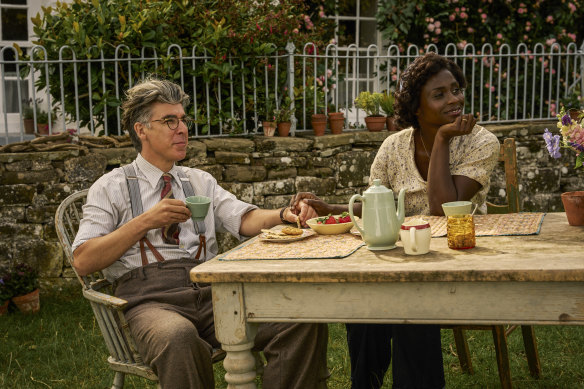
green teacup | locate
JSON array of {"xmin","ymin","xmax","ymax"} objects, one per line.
[
  {"xmin": 441, "ymin": 201, "xmax": 472, "ymax": 217},
  {"xmin": 185, "ymin": 195, "xmax": 211, "ymax": 221}
]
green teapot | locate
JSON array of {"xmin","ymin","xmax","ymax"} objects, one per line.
[{"xmin": 349, "ymin": 179, "xmax": 405, "ymax": 250}]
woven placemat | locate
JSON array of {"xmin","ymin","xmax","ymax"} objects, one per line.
[
  {"xmin": 406, "ymin": 212, "xmax": 546, "ymax": 237},
  {"xmin": 219, "ymin": 231, "xmax": 365, "ymax": 261}
]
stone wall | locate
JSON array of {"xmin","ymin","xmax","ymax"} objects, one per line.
[{"xmin": 0, "ymin": 121, "xmax": 582, "ymax": 289}]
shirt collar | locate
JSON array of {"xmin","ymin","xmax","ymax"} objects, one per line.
[{"xmin": 135, "ymin": 154, "xmax": 181, "ymax": 188}]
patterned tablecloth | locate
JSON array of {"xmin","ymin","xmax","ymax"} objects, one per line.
[
  {"xmin": 406, "ymin": 212, "xmax": 546, "ymax": 238},
  {"xmin": 219, "ymin": 232, "xmax": 365, "ymax": 261},
  {"xmin": 218, "ymin": 212, "xmax": 546, "ymax": 261}
]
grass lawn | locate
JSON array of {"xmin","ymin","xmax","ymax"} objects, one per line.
[{"xmin": 1, "ymin": 286, "xmax": 583, "ymax": 388}]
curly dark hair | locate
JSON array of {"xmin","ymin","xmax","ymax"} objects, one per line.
[{"xmin": 394, "ymin": 52, "xmax": 466, "ymax": 130}]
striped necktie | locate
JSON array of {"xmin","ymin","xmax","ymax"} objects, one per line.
[{"xmin": 160, "ymin": 173, "xmax": 180, "ymax": 244}]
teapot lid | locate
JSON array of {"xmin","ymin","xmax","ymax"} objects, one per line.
[{"xmin": 365, "ymin": 179, "xmax": 392, "ymax": 194}]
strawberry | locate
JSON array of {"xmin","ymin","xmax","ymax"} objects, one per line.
[
  {"xmin": 325, "ymin": 216, "xmax": 337, "ymax": 224},
  {"xmin": 338, "ymin": 215, "xmax": 351, "ymax": 223}
]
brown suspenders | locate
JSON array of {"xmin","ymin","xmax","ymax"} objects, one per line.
[{"xmin": 122, "ymin": 164, "xmax": 207, "ymax": 265}]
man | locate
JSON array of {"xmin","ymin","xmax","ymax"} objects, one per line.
[{"xmin": 72, "ymin": 77, "xmax": 327, "ymax": 389}]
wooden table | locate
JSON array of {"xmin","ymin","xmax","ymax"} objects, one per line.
[{"xmin": 191, "ymin": 212, "xmax": 584, "ymax": 388}]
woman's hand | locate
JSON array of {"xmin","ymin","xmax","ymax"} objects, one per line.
[
  {"xmin": 289, "ymin": 192, "xmax": 319, "ymax": 214},
  {"xmin": 289, "ymin": 192, "xmax": 334, "ymax": 217},
  {"xmin": 437, "ymin": 113, "xmax": 476, "ymax": 140},
  {"xmin": 283, "ymin": 202, "xmax": 317, "ymax": 227}
]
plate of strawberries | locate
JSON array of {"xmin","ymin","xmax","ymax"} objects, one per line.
[{"xmin": 306, "ymin": 212, "xmax": 356, "ymax": 235}]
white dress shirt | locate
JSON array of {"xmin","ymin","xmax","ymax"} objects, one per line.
[{"xmin": 72, "ymin": 154, "xmax": 258, "ymax": 281}]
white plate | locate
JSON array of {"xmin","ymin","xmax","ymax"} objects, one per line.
[{"xmin": 259, "ymin": 229, "xmax": 315, "ymax": 243}]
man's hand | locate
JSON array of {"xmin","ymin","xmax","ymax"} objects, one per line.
[
  {"xmin": 144, "ymin": 198, "xmax": 191, "ymax": 229},
  {"xmin": 289, "ymin": 192, "xmax": 334, "ymax": 217},
  {"xmin": 282, "ymin": 202, "xmax": 318, "ymax": 227}
]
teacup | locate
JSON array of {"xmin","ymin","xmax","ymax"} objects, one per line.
[
  {"xmin": 442, "ymin": 201, "xmax": 473, "ymax": 217},
  {"xmin": 185, "ymin": 195, "xmax": 211, "ymax": 221},
  {"xmin": 399, "ymin": 218, "xmax": 431, "ymax": 255}
]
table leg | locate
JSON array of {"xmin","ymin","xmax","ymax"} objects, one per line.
[{"xmin": 212, "ymin": 283, "xmax": 258, "ymax": 389}]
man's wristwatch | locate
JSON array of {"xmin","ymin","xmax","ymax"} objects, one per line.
[{"xmin": 280, "ymin": 207, "xmax": 293, "ymax": 224}]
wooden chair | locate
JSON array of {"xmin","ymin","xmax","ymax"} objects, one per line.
[
  {"xmin": 55, "ymin": 189, "xmax": 227, "ymax": 389},
  {"xmin": 443, "ymin": 138, "xmax": 541, "ymax": 388}
]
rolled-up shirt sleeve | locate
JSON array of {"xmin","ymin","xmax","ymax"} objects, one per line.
[{"xmin": 185, "ymin": 167, "xmax": 257, "ymax": 241}]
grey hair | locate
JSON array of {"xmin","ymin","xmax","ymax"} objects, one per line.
[{"xmin": 121, "ymin": 77, "xmax": 190, "ymax": 152}]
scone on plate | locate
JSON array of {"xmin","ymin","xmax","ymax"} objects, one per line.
[{"xmin": 281, "ymin": 226, "xmax": 303, "ymax": 235}]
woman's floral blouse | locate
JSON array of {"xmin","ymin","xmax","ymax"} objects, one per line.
[{"xmin": 369, "ymin": 125, "xmax": 500, "ymax": 216}]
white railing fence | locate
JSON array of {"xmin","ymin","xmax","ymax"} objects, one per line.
[{"xmin": 1, "ymin": 41, "xmax": 583, "ymax": 143}]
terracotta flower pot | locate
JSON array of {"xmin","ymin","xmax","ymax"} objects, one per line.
[
  {"xmin": 23, "ymin": 118, "xmax": 35, "ymax": 134},
  {"xmin": 568, "ymin": 109, "xmax": 582, "ymax": 122},
  {"xmin": 262, "ymin": 121, "xmax": 276, "ymax": 136},
  {"xmin": 277, "ymin": 121, "xmax": 291, "ymax": 137},
  {"xmin": 37, "ymin": 123, "xmax": 50, "ymax": 135},
  {"xmin": 386, "ymin": 116, "xmax": 397, "ymax": 132},
  {"xmin": 561, "ymin": 191, "xmax": 584, "ymax": 226},
  {"xmin": 311, "ymin": 114, "xmax": 327, "ymax": 136},
  {"xmin": 0, "ymin": 300, "xmax": 8, "ymax": 316},
  {"xmin": 364, "ymin": 116, "xmax": 386, "ymax": 132},
  {"xmin": 328, "ymin": 112, "xmax": 345, "ymax": 134},
  {"xmin": 12, "ymin": 289, "xmax": 40, "ymax": 314}
]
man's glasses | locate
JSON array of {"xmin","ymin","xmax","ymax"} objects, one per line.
[{"xmin": 151, "ymin": 116, "xmax": 194, "ymax": 131}]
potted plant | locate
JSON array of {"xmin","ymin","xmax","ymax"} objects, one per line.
[
  {"xmin": 380, "ymin": 92, "xmax": 397, "ymax": 132},
  {"xmin": 4, "ymin": 262, "xmax": 40, "ymax": 314},
  {"xmin": 36, "ymin": 108, "xmax": 57, "ymax": 135},
  {"xmin": 302, "ymin": 84, "xmax": 327, "ymax": 136},
  {"xmin": 274, "ymin": 97, "xmax": 293, "ymax": 137},
  {"xmin": 542, "ymin": 106, "xmax": 584, "ymax": 226},
  {"xmin": 22, "ymin": 98, "xmax": 37, "ymax": 134},
  {"xmin": 327, "ymin": 103, "xmax": 345, "ymax": 134},
  {"xmin": 559, "ymin": 85, "xmax": 583, "ymax": 120},
  {"xmin": 261, "ymin": 98, "xmax": 277, "ymax": 136},
  {"xmin": 354, "ymin": 91, "xmax": 386, "ymax": 131}
]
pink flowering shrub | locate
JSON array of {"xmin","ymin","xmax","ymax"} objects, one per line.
[
  {"xmin": 377, "ymin": 0, "xmax": 583, "ymax": 121},
  {"xmin": 377, "ymin": 0, "xmax": 583, "ymax": 50}
]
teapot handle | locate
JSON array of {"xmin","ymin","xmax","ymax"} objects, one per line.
[{"xmin": 349, "ymin": 194, "xmax": 364, "ymax": 236}]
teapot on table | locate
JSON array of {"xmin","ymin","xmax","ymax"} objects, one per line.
[{"xmin": 349, "ymin": 179, "xmax": 405, "ymax": 250}]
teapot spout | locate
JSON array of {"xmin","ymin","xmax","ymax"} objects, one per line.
[{"xmin": 396, "ymin": 188, "xmax": 406, "ymax": 225}]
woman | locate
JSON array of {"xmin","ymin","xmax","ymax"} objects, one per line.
[{"xmin": 291, "ymin": 53, "xmax": 500, "ymax": 388}]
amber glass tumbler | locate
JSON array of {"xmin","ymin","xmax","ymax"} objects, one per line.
[{"xmin": 447, "ymin": 215, "xmax": 475, "ymax": 250}]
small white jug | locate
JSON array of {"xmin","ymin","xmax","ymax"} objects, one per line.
[{"xmin": 399, "ymin": 219, "xmax": 431, "ymax": 255}]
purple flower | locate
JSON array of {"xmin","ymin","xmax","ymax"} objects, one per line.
[
  {"xmin": 562, "ymin": 114, "xmax": 572, "ymax": 126},
  {"xmin": 543, "ymin": 128, "xmax": 562, "ymax": 158},
  {"xmin": 569, "ymin": 142, "xmax": 584, "ymax": 153}
]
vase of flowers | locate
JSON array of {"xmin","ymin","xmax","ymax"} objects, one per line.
[
  {"xmin": 4, "ymin": 263, "xmax": 40, "ymax": 314},
  {"xmin": 543, "ymin": 107, "xmax": 584, "ymax": 226}
]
